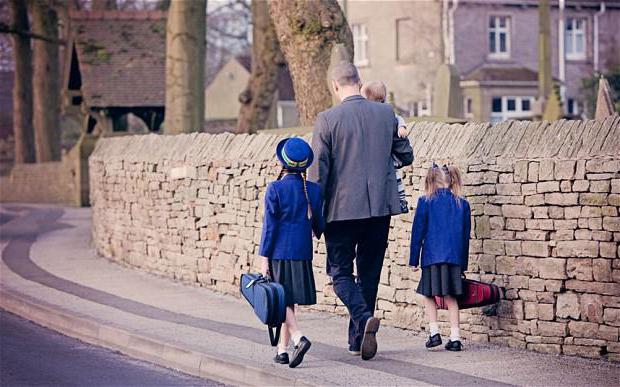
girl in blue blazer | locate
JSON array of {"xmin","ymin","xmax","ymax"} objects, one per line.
[
  {"xmin": 409, "ymin": 164, "xmax": 471, "ymax": 352},
  {"xmin": 259, "ymin": 137, "xmax": 325, "ymax": 368}
]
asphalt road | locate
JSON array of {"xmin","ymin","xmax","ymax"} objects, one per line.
[{"xmin": 0, "ymin": 310, "xmax": 221, "ymax": 386}]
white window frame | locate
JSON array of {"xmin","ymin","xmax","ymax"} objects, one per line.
[
  {"xmin": 352, "ymin": 23, "xmax": 369, "ymax": 67},
  {"xmin": 565, "ymin": 17, "xmax": 586, "ymax": 61},
  {"xmin": 488, "ymin": 15, "xmax": 511, "ymax": 59},
  {"xmin": 490, "ymin": 96, "xmax": 535, "ymax": 122}
]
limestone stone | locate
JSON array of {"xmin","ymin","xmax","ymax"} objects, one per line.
[
  {"xmin": 604, "ymin": 308, "xmax": 620, "ymax": 326},
  {"xmin": 537, "ymin": 181, "xmax": 559, "ymax": 193},
  {"xmin": 572, "ymin": 180, "xmax": 589, "ymax": 192},
  {"xmin": 544, "ymin": 193, "xmax": 578, "ymax": 206},
  {"xmin": 524, "ymin": 194, "xmax": 545, "ymax": 206},
  {"xmin": 579, "ymin": 294, "xmax": 604, "ymax": 323},
  {"xmin": 502, "ymin": 205, "xmax": 532, "ymax": 219},
  {"xmin": 579, "ymin": 193, "xmax": 608, "ymax": 206},
  {"xmin": 537, "ymin": 303, "xmax": 555, "ymax": 321},
  {"xmin": 514, "ymin": 160, "xmax": 529, "ymax": 182},
  {"xmin": 611, "ymin": 179, "xmax": 620, "ymax": 193},
  {"xmin": 538, "ymin": 160, "xmax": 554, "ymax": 181},
  {"xmin": 538, "ymin": 258, "xmax": 567, "ymax": 279},
  {"xmin": 590, "ymin": 180, "xmax": 610, "ymax": 193},
  {"xmin": 555, "ymin": 241, "xmax": 599, "ymax": 257},
  {"xmin": 567, "ymin": 258, "xmax": 593, "ymax": 280},
  {"xmin": 528, "ymin": 162, "xmax": 539, "ymax": 182},
  {"xmin": 506, "ymin": 218, "xmax": 525, "ymax": 230},
  {"xmin": 608, "ymin": 195, "xmax": 620, "ymax": 207},
  {"xmin": 536, "ymin": 321, "xmax": 567, "ymax": 337},
  {"xmin": 603, "ymin": 217, "xmax": 620, "ymax": 232},
  {"xmin": 592, "ymin": 259, "xmax": 612, "ymax": 281},
  {"xmin": 555, "ymin": 160, "xmax": 575, "ymax": 180},
  {"xmin": 556, "ymin": 293, "xmax": 580, "ymax": 319},
  {"xmin": 521, "ymin": 241, "xmax": 549, "ymax": 257},
  {"xmin": 600, "ymin": 242, "xmax": 617, "ymax": 258}
]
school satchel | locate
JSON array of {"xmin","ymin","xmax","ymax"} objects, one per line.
[
  {"xmin": 435, "ymin": 278, "xmax": 501, "ymax": 310},
  {"xmin": 240, "ymin": 273, "xmax": 287, "ymax": 346}
]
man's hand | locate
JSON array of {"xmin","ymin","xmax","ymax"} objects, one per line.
[
  {"xmin": 397, "ymin": 126, "xmax": 408, "ymax": 138},
  {"xmin": 412, "ymin": 266, "xmax": 420, "ymax": 272}
]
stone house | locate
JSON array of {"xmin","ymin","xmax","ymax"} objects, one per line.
[
  {"xmin": 63, "ymin": 10, "xmax": 167, "ymax": 134},
  {"xmin": 204, "ymin": 55, "xmax": 299, "ymax": 131},
  {"xmin": 341, "ymin": 0, "xmax": 619, "ymax": 121}
]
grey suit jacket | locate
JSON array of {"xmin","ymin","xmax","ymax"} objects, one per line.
[{"xmin": 308, "ymin": 95, "xmax": 414, "ymax": 223}]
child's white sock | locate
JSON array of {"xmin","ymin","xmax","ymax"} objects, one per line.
[
  {"xmin": 277, "ymin": 346, "xmax": 288, "ymax": 355},
  {"xmin": 291, "ymin": 331, "xmax": 303, "ymax": 346},
  {"xmin": 429, "ymin": 322, "xmax": 439, "ymax": 336},
  {"xmin": 450, "ymin": 327, "xmax": 461, "ymax": 342}
]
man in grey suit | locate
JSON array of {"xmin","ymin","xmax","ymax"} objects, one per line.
[{"xmin": 308, "ymin": 62, "xmax": 413, "ymax": 360}]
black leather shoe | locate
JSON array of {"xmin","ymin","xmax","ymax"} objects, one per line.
[
  {"xmin": 361, "ymin": 317, "xmax": 380, "ymax": 360},
  {"xmin": 425, "ymin": 333, "xmax": 442, "ymax": 348},
  {"xmin": 274, "ymin": 353, "xmax": 289, "ymax": 364},
  {"xmin": 289, "ymin": 337, "xmax": 311, "ymax": 368},
  {"xmin": 445, "ymin": 340, "xmax": 463, "ymax": 351}
]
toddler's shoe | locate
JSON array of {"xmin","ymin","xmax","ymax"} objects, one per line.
[
  {"xmin": 348, "ymin": 345, "xmax": 361, "ymax": 356},
  {"xmin": 400, "ymin": 200, "xmax": 409, "ymax": 214},
  {"xmin": 425, "ymin": 333, "xmax": 442, "ymax": 348},
  {"xmin": 274, "ymin": 353, "xmax": 289, "ymax": 364},
  {"xmin": 445, "ymin": 340, "xmax": 463, "ymax": 351}
]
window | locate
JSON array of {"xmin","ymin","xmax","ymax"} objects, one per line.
[
  {"xmin": 567, "ymin": 98, "xmax": 580, "ymax": 116},
  {"xmin": 396, "ymin": 18, "xmax": 415, "ymax": 63},
  {"xmin": 352, "ymin": 23, "xmax": 369, "ymax": 67},
  {"xmin": 488, "ymin": 16, "xmax": 510, "ymax": 58},
  {"xmin": 490, "ymin": 96, "xmax": 535, "ymax": 122},
  {"xmin": 565, "ymin": 17, "xmax": 586, "ymax": 60},
  {"xmin": 464, "ymin": 97, "xmax": 473, "ymax": 118}
]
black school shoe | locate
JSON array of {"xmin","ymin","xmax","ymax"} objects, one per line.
[
  {"xmin": 289, "ymin": 337, "xmax": 311, "ymax": 368},
  {"xmin": 445, "ymin": 340, "xmax": 463, "ymax": 351},
  {"xmin": 425, "ymin": 333, "xmax": 442, "ymax": 348},
  {"xmin": 274, "ymin": 353, "xmax": 289, "ymax": 364},
  {"xmin": 361, "ymin": 317, "xmax": 381, "ymax": 360}
]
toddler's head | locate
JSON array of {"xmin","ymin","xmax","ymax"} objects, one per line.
[{"xmin": 361, "ymin": 81, "xmax": 387, "ymax": 103}]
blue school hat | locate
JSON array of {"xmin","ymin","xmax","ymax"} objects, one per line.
[{"xmin": 276, "ymin": 137, "xmax": 314, "ymax": 171}]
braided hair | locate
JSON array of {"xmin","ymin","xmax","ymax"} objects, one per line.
[{"xmin": 277, "ymin": 167, "xmax": 312, "ymax": 219}]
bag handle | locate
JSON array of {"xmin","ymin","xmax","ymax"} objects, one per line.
[{"xmin": 268, "ymin": 324, "xmax": 282, "ymax": 346}]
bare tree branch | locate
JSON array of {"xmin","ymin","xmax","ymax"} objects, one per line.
[{"xmin": 0, "ymin": 22, "xmax": 67, "ymax": 45}]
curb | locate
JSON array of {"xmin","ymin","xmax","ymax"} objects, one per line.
[{"xmin": 0, "ymin": 288, "xmax": 313, "ymax": 386}]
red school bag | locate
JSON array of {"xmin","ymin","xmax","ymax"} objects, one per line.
[{"xmin": 435, "ymin": 277, "xmax": 501, "ymax": 310}]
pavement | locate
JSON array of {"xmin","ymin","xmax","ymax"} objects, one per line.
[
  {"xmin": 1, "ymin": 204, "xmax": 619, "ymax": 386},
  {"xmin": 0, "ymin": 310, "xmax": 219, "ymax": 386}
]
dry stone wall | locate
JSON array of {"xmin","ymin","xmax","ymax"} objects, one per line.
[{"xmin": 90, "ymin": 115, "xmax": 620, "ymax": 360}]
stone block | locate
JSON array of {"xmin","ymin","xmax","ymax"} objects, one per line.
[
  {"xmin": 524, "ymin": 302, "xmax": 538, "ymax": 319},
  {"xmin": 609, "ymin": 194, "xmax": 620, "ymax": 206},
  {"xmin": 555, "ymin": 160, "xmax": 575, "ymax": 180},
  {"xmin": 527, "ymin": 343, "xmax": 562, "ymax": 355},
  {"xmin": 538, "ymin": 258, "xmax": 567, "ymax": 279},
  {"xmin": 592, "ymin": 259, "xmax": 612, "ymax": 282},
  {"xmin": 567, "ymin": 258, "xmax": 593, "ymax": 280},
  {"xmin": 537, "ymin": 321, "xmax": 567, "ymax": 337},
  {"xmin": 514, "ymin": 160, "xmax": 529, "ymax": 182},
  {"xmin": 585, "ymin": 159, "xmax": 619, "ymax": 173},
  {"xmin": 545, "ymin": 193, "xmax": 578, "ymax": 206},
  {"xmin": 521, "ymin": 241, "xmax": 550, "ymax": 257},
  {"xmin": 556, "ymin": 292, "xmax": 580, "ymax": 319},
  {"xmin": 525, "ymin": 219, "xmax": 553, "ymax": 230},
  {"xmin": 560, "ymin": 180, "xmax": 572, "ymax": 192},
  {"xmin": 538, "ymin": 160, "xmax": 554, "ymax": 181},
  {"xmin": 562, "ymin": 345, "xmax": 602, "ymax": 359},
  {"xmin": 489, "ymin": 216, "xmax": 505, "ymax": 230},
  {"xmin": 537, "ymin": 303, "xmax": 555, "ymax": 321},
  {"xmin": 524, "ymin": 194, "xmax": 545, "ymax": 206},
  {"xmin": 548, "ymin": 206, "xmax": 565, "ymax": 219},
  {"xmin": 590, "ymin": 180, "xmax": 610, "ymax": 193},
  {"xmin": 600, "ymin": 242, "xmax": 617, "ymax": 258},
  {"xmin": 537, "ymin": 181, "xmax": 559, "ymax": 193},
  {"xmin": 603, "ymin": 217, "xmax": 620, "ymax": 232},
  {"xmin": 522, "ymin": 183, "xmax": 538, "ymax": 195},
  {"xmin": 597, "ymin": 325, "xmax": 619, "ymax": 341},
  {"xmin": 580, "ymin": 206, "xmax": 602, "ymax": 218},
  {"xmin": 528, "ymin": 162, "xmax": 539, "ymax": 182},
  {"xmin": 555, "ymin": 241, "xmax": 598, "ymax": 257},
  {"xmin": 574, "ymin": 229, "xmax": 593, "ymax": 240},
  {"xmin": 611, "ymin": 179, "xmax": 620, "ymax": 193},
  {"xmin": 505, "ymin": 241, "xmax": 522, "ymax": 256},
  {"xmin": 506, "ymin": 218, "xmax": 525, "ymax": 231},
  {"xmin": 502, "ymin": 205, "xmax": 532, "ymax": 219},
  {"xmin": 568, "ymin": 321, "xmax": 599, "ymax": 338},
  {"xmin": 497, "ymin": 183, "xmax": 521, "ymax": 195},
  {"xmin": 533, "ymin": 207, "xmax": 549, "ymax": 219},
  {"xmin": 483, "ymin": 240, "xmax": 505, "ymax": 255},
  {"xmin": 495, "ymin": 256, "xmax": 516, "ymax": 274},
  {"xmin": 515, "ymin": 230, "xmax": 549, "ymax": 241},
  {"xmin": 579, "ymin": 193, "xmax": 608, "ymax": 206},
  {"xmin": 579, "ymin": 294, "xmax": 603, "ymax": 323},
  {"xmin": 604, "ymin": 308, "xmax": 620, "ymax": 327}
]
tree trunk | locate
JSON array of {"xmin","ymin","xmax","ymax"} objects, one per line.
[
  {"xmin": 164, "ymin": 0, "xmax": 206, "ymax": 134},
  {"xmin": 31, "ymin": 0, "xmax": 61, "ymax": 162},
  {"xmin": 268, "ymin": 0, "xmax": 353, "ymax": 126},
  {"xmin": 9, "ymin": 0, "xmax": 36, "ymax": 164},
  {"xmin": 91, "ymin": 0, "xmax": 117, "ymax": 10},
  {"xmin": 236, "ymin": 0, "xmax": 284, "ymax": 133}
]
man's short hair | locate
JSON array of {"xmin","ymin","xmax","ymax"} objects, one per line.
[
  {"xmin": 331, "ymin": 61, "xmax": 360, "ymax": 86},
  {"xmin": 361, "ymin": 81, "xmax": 387, "ymax": 103}
]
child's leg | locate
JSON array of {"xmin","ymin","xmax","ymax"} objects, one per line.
[
  {"xmin": 445, "ymin": 296, "xmax": 461, "ymax": 341},
  {"xmin": 278, "ymin": 321, "xmax": 290, "ymax": 354},
  {"xmin": 284, "ymin": 306, "xmax": 304, "ymax": 345},
  {"xmin": 423, "ymin": 296, "xmax": 440, "ymax": 336}
]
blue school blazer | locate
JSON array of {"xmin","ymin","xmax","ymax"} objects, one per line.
[
  {"xmin": 409, "ymin": 188, "xmax": 471, "ymax": 270},
  {"xmin": 259, "ymin": 174, "xmax": 325, "ymax": 261}
]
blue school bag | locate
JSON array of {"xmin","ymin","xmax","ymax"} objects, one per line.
[{"xmin": 240, "ymin": 273, "xmax": 287, "ymax": 346}]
